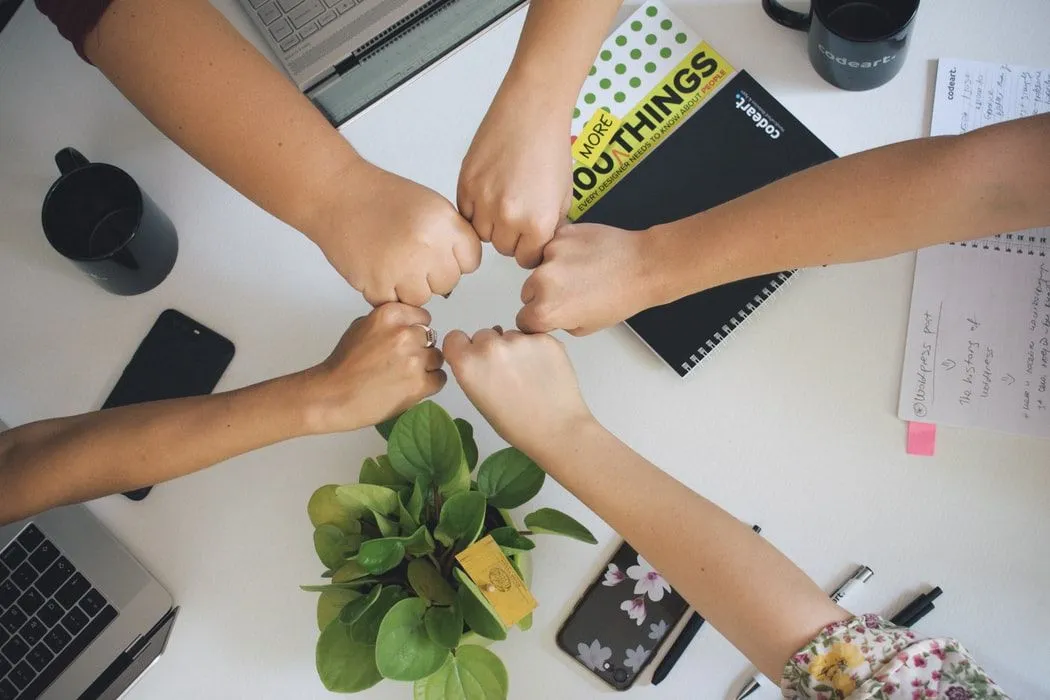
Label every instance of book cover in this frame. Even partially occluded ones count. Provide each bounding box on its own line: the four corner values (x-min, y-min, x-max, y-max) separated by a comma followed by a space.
568, 2, 736, 220
577, 70, 836, 376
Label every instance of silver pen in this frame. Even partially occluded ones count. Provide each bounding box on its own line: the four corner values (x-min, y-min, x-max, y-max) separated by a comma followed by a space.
733, 565, 874, 700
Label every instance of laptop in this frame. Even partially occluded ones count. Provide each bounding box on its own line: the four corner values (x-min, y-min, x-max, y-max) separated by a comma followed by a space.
1, 427, 176, 700
238, 0, 526, 123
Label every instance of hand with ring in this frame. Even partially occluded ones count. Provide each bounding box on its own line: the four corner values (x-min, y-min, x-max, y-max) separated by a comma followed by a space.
298, 303, 447, 433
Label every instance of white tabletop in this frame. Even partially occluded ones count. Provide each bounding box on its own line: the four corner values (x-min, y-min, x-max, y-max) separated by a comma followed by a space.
2, 1, 1049, 698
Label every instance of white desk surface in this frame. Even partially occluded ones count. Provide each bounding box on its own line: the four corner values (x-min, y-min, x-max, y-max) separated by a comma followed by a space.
2, 1, 1049, 698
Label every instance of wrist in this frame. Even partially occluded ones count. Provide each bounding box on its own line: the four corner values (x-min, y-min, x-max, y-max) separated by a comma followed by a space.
288, 367, 364, 436
639, 224, 690, 307
644, 217, 730, 304
525, 411, 602, 467
499, 60, 577, 120
299, 153, 376, 251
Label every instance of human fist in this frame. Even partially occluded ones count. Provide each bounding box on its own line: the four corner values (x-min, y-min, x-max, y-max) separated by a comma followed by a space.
443, 329, 591, 457
517, 223, 660, 336
458, 86, 571, 269
302, 304, 446, 433
318, 164, 482, 306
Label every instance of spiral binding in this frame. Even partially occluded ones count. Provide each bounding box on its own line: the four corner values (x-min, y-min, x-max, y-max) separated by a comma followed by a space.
949, 232, 1049, 257
680, 270, 796, 374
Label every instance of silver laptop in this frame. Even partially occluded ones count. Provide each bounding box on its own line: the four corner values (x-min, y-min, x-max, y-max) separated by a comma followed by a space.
0, 428, 175, 700
238, 0, 527, 123
240, 0, 440, 92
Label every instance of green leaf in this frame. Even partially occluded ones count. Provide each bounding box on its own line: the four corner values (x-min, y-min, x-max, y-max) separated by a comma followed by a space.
406, 480, 425, 522
424, 604, 463, 649
375, 512, 400, 537
308, 484, 365, 532
376, 413, 403, 440
316, 530, 362, 565
339, 585, 382, 625
487, 527, 535, 552
332, 559, 369, 583
439, 460, 472, 498
350, 586, 407, 645
399, 481, 424, 533
336, 484, 400, 518
375, 598, 451, 681
317, 588, 361, 631
412, 644, 508, 700
455, 418, 479, 471
316, 619, 382, 693
357, 539, 406, 575
403, 526, 436, 556
434, 492, 487, 548
516, 613, 533, 632
523, 508, 597, 544
388, 401, 464, 486
361, 455, 411, 488
454, 569, 507, 641
407, 559, 457, 606
312, 525, 343, 569
476, 449, 546, 509
357, 526, 433, 574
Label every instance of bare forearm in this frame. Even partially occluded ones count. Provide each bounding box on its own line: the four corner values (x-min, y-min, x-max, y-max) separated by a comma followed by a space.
85, 0, 363, 245
502, 0, 622, 109
533, 420, 846, 681
652, 114, 1050, 301
0, 375, 310, 525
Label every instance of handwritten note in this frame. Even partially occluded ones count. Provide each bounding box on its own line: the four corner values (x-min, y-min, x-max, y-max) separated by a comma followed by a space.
898, 59, 1050, 438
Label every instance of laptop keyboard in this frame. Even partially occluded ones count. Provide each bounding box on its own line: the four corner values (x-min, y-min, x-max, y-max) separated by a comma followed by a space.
248, 0, 360, 54
0, 525, 117, 700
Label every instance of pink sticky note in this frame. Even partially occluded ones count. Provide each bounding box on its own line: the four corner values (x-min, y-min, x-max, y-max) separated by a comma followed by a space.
906, 422, 936, 456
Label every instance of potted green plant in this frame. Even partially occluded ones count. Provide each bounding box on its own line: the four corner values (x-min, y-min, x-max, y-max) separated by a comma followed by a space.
303, 401, 597, 699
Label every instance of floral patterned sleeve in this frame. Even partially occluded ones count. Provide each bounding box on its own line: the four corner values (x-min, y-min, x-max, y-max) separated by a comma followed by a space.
781, 614, 1010, 700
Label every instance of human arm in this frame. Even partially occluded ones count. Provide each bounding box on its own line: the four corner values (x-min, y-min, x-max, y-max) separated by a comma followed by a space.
63, 0, 479, 305
518, 113, 1050, 334
442, 329, 847, 681
458, 0, 622, 268
0, 304, 444, 525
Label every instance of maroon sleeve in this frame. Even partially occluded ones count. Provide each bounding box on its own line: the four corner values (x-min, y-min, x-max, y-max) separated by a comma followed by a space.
35, 0, 116, 63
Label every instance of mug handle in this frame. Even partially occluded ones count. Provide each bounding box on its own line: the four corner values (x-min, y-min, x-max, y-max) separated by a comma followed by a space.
762, 0, 812, 30
55, 147, 89, 176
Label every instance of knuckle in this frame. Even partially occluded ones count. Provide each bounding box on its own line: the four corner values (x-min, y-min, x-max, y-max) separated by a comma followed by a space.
375, 303, 400, 323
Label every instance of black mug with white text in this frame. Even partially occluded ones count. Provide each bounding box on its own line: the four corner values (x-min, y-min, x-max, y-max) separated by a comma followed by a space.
762, 0, 920, 91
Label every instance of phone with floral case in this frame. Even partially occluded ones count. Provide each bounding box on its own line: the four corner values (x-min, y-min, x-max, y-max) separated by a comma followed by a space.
556, 541, 689, 690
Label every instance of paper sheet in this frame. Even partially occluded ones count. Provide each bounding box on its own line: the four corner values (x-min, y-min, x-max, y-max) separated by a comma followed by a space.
897, 59, 1050, 438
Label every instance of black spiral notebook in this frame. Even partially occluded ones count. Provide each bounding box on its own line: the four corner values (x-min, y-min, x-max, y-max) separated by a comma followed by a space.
578, 70, 836, 376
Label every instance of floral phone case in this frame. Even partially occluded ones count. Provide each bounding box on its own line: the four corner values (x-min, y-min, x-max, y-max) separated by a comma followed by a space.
556, 541, 689, 690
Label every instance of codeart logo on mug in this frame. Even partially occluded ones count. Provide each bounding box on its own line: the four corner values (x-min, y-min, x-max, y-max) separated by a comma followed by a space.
817, 44, 897, 70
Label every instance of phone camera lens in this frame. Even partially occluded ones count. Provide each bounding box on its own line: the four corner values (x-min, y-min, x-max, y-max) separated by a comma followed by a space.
613, 669, 627, 682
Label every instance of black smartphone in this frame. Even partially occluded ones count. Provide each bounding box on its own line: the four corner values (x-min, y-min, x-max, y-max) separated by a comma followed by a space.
557, 541, 689, 690
102, 309, 235, 501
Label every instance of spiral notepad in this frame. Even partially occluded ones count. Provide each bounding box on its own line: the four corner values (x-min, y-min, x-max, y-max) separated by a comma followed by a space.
575, 70, 835, 376
897, 59, 1050, 437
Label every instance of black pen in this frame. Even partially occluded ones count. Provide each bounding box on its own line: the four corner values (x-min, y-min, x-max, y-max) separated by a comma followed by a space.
900, 601, 936, 627
891, 587, 942, 626
651, 611, 705, 685
651, 526, 762, 686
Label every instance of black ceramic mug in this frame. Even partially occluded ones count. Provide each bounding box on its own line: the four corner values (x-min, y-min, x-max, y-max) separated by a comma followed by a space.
762, 0, 920, 91
42, 148, 178, 295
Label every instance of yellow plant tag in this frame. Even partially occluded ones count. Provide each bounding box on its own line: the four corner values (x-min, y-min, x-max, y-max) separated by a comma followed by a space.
455, 535, 537, 627
571, 108, 622, 167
